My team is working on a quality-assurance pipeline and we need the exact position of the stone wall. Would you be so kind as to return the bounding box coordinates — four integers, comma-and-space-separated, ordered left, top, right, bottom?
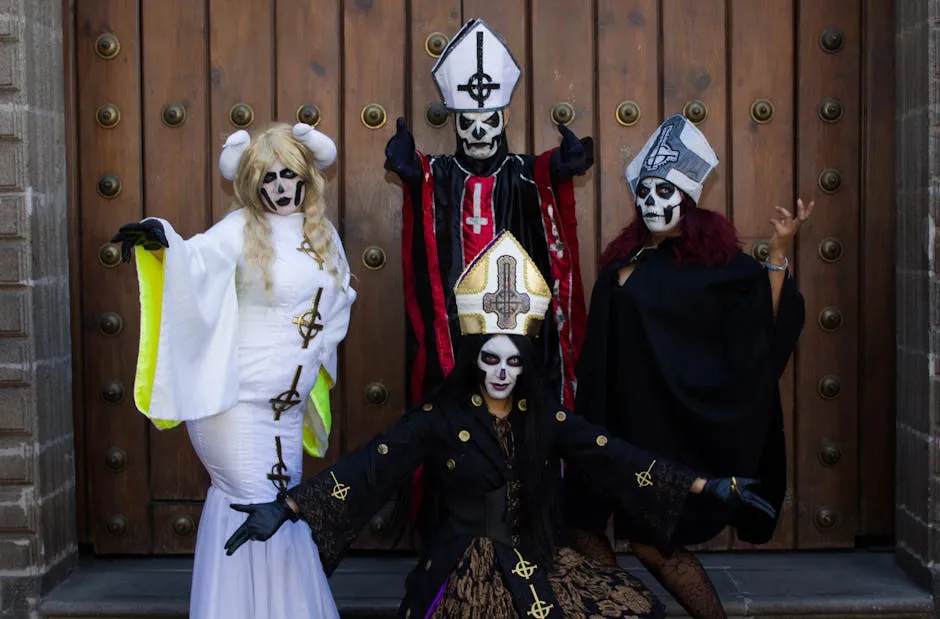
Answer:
0, 0, 75, 616
894, 0, 940, 595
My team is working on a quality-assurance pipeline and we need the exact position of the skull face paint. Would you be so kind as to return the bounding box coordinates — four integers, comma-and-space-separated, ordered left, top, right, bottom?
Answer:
636, 177, 683, 233
260, 161, 305, 215
456, 110, 504, 160
477, 335, 523, 401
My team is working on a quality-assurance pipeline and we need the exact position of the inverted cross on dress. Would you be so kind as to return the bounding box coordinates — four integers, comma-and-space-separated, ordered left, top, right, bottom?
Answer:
482, 255, 530, 330
465, 182, 489, 234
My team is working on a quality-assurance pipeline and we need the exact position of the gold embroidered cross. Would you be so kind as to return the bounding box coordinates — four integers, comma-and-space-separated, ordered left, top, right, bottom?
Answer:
266, 436, 291, 492
482, 255, 530, 330
526, 585, 554, 619
291, 288, 324, 349
269, 365, 303, 421
329, 471, 349, 501
635, 460, 656, 488
511, 548, 536, 580
297, 239, 324, 268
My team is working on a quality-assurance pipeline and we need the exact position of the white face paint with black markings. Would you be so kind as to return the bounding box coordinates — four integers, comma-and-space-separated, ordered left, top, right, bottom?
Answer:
477, 335, 523, 401
260, 161, 305, 215
636, 177, 683, 233
456, 110, 504, 160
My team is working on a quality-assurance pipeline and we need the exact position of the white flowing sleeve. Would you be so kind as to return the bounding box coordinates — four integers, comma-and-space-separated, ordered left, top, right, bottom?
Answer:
302, 222, 357, 457
317, 222, 357, 381
132, 210, 245, 428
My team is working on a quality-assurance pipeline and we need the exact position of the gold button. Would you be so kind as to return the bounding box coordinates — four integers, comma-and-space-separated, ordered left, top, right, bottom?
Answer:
422, 402, 433, 411
377, 443, 389, 455
555, 411, 567, 422
596, 435, 608, 447
446, 458, 456, 470
471, 394, 483, 407
517, 399, 527, 411
425, 559, 432, 570
458, 430, 471, 442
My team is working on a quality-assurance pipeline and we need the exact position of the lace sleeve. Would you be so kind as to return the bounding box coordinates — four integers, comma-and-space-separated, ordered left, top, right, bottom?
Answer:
286, 408, 436, 574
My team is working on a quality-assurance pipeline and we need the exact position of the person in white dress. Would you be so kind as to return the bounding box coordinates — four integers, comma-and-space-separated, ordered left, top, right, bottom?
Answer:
112, 122, 356, 619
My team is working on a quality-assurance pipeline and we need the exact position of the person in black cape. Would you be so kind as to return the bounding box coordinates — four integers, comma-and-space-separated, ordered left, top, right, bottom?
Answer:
222, 232, 778, 619
563, 114, 811, 619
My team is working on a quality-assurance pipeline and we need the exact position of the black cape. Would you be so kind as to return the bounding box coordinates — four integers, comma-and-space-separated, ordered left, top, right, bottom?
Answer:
566, 240, 805, 545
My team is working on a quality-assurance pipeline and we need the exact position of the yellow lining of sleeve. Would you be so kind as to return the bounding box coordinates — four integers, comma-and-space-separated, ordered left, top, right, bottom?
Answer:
303, 366, 335, 458
133, 246, 180, 431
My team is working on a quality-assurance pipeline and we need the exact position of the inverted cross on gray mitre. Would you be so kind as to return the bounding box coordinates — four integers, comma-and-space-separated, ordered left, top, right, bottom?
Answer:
482, 255, 530, 330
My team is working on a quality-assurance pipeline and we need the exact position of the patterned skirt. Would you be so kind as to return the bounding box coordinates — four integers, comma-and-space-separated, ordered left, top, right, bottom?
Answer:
429, 538, 664, 619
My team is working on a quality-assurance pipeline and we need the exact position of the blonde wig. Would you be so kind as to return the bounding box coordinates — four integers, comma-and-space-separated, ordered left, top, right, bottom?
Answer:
230, 123, 344, 294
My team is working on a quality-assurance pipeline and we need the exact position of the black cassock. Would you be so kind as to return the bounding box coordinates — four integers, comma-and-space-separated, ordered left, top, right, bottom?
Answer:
566, 239, 805, 545
400, 148, 585, 410
286, 392, 696, 618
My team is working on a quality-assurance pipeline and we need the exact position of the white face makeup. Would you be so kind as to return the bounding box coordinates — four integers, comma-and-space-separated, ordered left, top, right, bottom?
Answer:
260, 161, 305, 215
636, 177, 683, 233
456, 110, 504, 160
477, 335, 523, 401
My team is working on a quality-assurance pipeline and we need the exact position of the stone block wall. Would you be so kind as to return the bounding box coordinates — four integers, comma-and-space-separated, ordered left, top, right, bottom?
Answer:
0, 0, 76, 616
894, 0, 940, 597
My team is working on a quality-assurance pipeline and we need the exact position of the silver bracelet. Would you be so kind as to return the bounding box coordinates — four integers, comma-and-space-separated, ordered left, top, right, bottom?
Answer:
765, 256, 789, 272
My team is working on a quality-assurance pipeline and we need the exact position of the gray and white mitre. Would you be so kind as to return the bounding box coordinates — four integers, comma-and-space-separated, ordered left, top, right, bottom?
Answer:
626, 114, 719, 204
431, 18, 522, 113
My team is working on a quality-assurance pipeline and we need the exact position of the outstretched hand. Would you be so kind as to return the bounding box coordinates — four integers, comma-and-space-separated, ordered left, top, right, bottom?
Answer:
110, 220, 169, 263
384, 116, 420, 184
702, 476, 776, 522
223, 499, 298, 556
768, 198, 814, 258
550, 123, 595, 180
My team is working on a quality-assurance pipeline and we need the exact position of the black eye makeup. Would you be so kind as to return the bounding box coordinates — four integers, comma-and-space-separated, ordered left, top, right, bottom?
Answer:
280, 169, 297, 179
637, 184, 651, 198
263, 172, 277, 184
485, 113, 500, 127
656, 183, 676, 198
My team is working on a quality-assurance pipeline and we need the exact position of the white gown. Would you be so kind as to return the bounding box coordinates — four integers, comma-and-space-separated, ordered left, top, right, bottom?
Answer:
131, 209, 356, 619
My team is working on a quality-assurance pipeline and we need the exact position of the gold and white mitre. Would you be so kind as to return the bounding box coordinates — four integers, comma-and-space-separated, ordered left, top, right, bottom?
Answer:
454, 231, 551, 337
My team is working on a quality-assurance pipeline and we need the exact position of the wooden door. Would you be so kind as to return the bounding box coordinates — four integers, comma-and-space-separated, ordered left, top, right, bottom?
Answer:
68, 0, 894, 554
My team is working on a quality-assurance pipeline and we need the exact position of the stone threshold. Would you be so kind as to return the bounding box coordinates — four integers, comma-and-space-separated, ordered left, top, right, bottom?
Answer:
39, 551, 932, 618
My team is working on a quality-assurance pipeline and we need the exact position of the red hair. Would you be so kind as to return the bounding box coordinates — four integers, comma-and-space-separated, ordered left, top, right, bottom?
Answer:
598, 194, 742, 271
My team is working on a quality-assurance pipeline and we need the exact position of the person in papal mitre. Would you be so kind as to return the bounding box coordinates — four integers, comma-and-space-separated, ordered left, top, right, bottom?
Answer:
384, 18, 594, 411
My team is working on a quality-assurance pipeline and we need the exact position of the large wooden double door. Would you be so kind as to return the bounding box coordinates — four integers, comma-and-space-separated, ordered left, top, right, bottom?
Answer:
68, 0, 895, 554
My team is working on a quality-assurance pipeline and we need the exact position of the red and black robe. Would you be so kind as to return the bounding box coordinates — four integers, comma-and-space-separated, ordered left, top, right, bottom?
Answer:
400, 149, 587, 409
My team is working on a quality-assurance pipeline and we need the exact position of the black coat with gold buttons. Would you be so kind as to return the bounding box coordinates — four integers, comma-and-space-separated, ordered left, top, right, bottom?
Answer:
287, 391, 696, 618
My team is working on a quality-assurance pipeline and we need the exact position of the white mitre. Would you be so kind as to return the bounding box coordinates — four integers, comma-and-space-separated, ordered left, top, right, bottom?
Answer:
454, 231, 551, 338
431, 18, 521, 113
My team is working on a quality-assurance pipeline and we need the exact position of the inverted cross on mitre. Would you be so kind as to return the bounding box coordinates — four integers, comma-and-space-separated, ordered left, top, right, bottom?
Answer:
482, 254, 530, 330
456, 30, 501, 108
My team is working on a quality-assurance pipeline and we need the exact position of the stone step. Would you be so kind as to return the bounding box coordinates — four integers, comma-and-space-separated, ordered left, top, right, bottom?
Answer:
39, 551, 932, 618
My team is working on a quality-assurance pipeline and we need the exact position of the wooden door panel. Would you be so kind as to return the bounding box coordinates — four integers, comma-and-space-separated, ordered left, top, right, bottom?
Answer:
531, 0, 598, 292
152, 503, 202, 554
409, 0, 461, 155
858, 0, 896, 539
596, 0, 660, 251
661, 0, 729, 216
342, 0, 407, 550
75, 0, 150, 553
141, 0, 212, 504
462, 0, 530, 150
208, 0, 274, 223
728, 0, 796, 550
794, 0, 861, 548
273, 0, 345, 479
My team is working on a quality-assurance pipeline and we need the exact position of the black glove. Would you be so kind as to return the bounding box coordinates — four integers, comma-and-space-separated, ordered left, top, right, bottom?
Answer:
223, 494, 300, 556
702, 477, 776, 523
549, 123, 595, 180
110, 219, 169, 263
384, 116, 421, 184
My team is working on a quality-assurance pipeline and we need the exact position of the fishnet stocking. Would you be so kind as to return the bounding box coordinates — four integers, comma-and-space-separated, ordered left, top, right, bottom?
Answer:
631, 541, 727, 619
